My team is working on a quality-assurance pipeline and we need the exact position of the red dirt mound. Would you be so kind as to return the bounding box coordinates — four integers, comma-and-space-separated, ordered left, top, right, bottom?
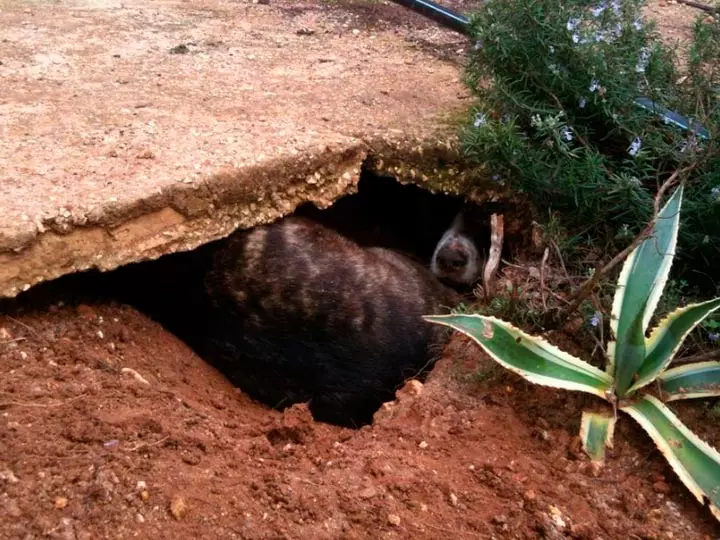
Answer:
1, 302, 719, 539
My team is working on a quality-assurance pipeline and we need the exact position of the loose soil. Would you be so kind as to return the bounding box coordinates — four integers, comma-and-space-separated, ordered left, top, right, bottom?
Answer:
3, 1, 720, 539
2, 297, 720, 539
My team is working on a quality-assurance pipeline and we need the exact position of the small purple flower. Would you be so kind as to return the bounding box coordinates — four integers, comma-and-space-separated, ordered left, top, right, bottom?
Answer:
709, 332, 719, 342
589, 78, 600, 92
590, 312, 601, 327
680, 136, 697, 153
592, 3, 607, 16
572, 33, 581, 44
635, 47, 652, 73
567, 18, 581, 31
473, 40, 483, 51
712, 186, 720, 201
632, 17, 643, 30
473, 112, 487, 128
578, 96, 587, 108
628, 136, 642, 156
492, 174, 502, 182
610, 0, 622, 15
549, 45, 555, 54
561, 126, 573, 142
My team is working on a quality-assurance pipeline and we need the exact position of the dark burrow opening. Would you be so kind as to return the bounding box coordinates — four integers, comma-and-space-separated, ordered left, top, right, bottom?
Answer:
3, 168, 521, 428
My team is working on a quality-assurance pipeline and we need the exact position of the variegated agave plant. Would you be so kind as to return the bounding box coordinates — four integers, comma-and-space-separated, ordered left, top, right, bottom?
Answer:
424, 185, 720, 520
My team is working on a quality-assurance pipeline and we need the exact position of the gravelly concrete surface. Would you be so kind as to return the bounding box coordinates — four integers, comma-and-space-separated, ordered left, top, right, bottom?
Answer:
0, 0, 472, 297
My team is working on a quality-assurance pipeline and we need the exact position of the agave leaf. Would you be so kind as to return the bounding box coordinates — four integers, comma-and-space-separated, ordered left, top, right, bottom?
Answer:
627, 298, 720, 394
580, 410, 616, 463
611, 185, 684, 397
423, 314, 613, 398
621, 395, 720, 521
613, 303, 648, 398
659, 361, 720, 402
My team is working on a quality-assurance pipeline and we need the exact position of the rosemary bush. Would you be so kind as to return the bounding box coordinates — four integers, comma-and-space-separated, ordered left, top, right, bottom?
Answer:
462, 0, 720, 271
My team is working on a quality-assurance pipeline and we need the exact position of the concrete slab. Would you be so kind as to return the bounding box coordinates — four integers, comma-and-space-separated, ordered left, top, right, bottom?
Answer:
0, 0, 473, 298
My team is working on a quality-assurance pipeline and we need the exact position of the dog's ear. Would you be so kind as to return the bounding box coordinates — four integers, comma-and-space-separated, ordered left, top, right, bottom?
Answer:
450, 211, 464, 232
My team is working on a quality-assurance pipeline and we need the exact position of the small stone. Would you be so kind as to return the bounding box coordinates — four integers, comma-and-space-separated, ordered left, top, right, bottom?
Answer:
492, 514, 507, 524
55, 496, 68, 509
0, 327, 12, 340
352, 29, 360, 36
136, 480, 147, 491
140, 490, 150, 502
76, 304, 96, 320
168, 44, 189, 55
358, 486, 377, 500
181, 452, 201, 466
169, 495, 187, 519
136, 149, 155, 160
387, 514, 401, 526
524, 489, 537, 501
653, 481, 670, 494
418, 441, 428, 450
0, 469, 19, 484
397, 379, 423, 399
548, 505, 567, 528
580, 461, 603, 477
3, 497, 22, 517
449, 493, 458, 506
135, 513, 145, 524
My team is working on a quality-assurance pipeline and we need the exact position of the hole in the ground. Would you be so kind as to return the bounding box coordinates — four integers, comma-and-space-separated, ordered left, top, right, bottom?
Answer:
5, 169, 521, 428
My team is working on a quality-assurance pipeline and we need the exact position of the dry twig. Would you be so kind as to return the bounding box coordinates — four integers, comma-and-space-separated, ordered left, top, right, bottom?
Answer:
540, 247, 550, 310
672, 349, 720, 366
554, 165, 696, 326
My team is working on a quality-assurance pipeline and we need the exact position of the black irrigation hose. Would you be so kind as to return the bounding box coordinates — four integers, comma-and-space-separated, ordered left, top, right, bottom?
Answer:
388, 0, 712, 138
387, 0, 472, 35
676, 0, 720, 14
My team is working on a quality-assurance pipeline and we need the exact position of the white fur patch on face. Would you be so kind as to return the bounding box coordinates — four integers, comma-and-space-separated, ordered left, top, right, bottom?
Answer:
430, 230, 481, 285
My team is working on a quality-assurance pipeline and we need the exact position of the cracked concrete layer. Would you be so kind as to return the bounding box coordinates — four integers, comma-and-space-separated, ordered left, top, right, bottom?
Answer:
0, 0, 476, 299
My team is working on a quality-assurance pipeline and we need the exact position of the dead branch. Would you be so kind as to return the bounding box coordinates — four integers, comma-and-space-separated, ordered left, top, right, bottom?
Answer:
540, 247, 549, 310
551, 240, 570, 281
676, 0, 719, 13
482, 213, 504, 299
671, 349, 720, 366
127, 436, 170, 452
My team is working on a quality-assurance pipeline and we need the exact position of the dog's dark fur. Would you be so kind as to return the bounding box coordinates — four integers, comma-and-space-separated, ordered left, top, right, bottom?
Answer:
201, 216, 460, 427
